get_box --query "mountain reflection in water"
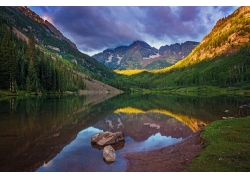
[37,125,183,172]
[1,94,250,171]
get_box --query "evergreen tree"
[27,59,39,92]
[27,34,39,92]
[0,31,17,92]
[28,34,35,63]
[0,23,87,93]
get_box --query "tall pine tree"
[0,30,17,92]
[27,34,39,92]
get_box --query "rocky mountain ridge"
[0,6,120,92]
[164,6,250,70]
[93,40,199,70]
[0,6,114,79]
[13,6,77,49]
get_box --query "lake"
[1,93,250,172]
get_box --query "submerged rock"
[91,140,125,151]
[103,145,116,163]
[91,131,125,146]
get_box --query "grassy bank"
[129,86,250,97]
[0,90,77,98]
[170,86,250,96]
[186,116,250,172]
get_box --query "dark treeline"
[0,19,85,93]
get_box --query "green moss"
[187,116,250,172]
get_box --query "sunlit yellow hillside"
[114,107,206,132]
[114,69,148,76]
[113,65,178,74]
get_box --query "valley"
[1,6,250,173]
[1,6,250,95]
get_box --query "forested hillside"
[0,6,121,94]
[0,18,85,93]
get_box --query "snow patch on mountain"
[117,55,123,65]
[144,123,160,129]
[106,54,113,63]
[143,53,160,59]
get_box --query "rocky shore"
[122,130,202,172]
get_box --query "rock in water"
[103,145,116,163]
[91,131,125,146]
[91,140,125,151]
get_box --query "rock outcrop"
[159,41,199,61]
[91,131,125,146]
[12,6,77,49]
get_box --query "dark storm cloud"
[29,6,238,55]
[178,6,199,22]
[44,6,142,52]
[137,6,200,39]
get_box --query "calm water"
[1,93,250,172]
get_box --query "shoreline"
[122,130,202,172]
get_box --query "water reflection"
[93,111,192,142]
[1,93,250,171]
[37,126,182,172]
[0,94,117,172]
[37,127,127,172]
[91,140,125,151]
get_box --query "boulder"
[103,145,116,163]
[91,140,125,151]
[91,131,125,146]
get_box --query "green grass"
[128,86,250,97]
[169,86,250,96]
[187,116,250,172]
[0,89,79,98]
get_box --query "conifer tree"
[0,31,17,92]
[27,34,39,92]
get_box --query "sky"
[15,2,239,56]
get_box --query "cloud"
[29,6,238,55]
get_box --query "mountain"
[0,6,114,79]
[159,6,250,71]
[93,40,199,70]
[112,6,250,90]
[0,6,120,93]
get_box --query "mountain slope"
[156,6,250,73]
[112,6,250,90]
[0,6,120,93]
[0,6,114,79]
[93,40,198,70]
